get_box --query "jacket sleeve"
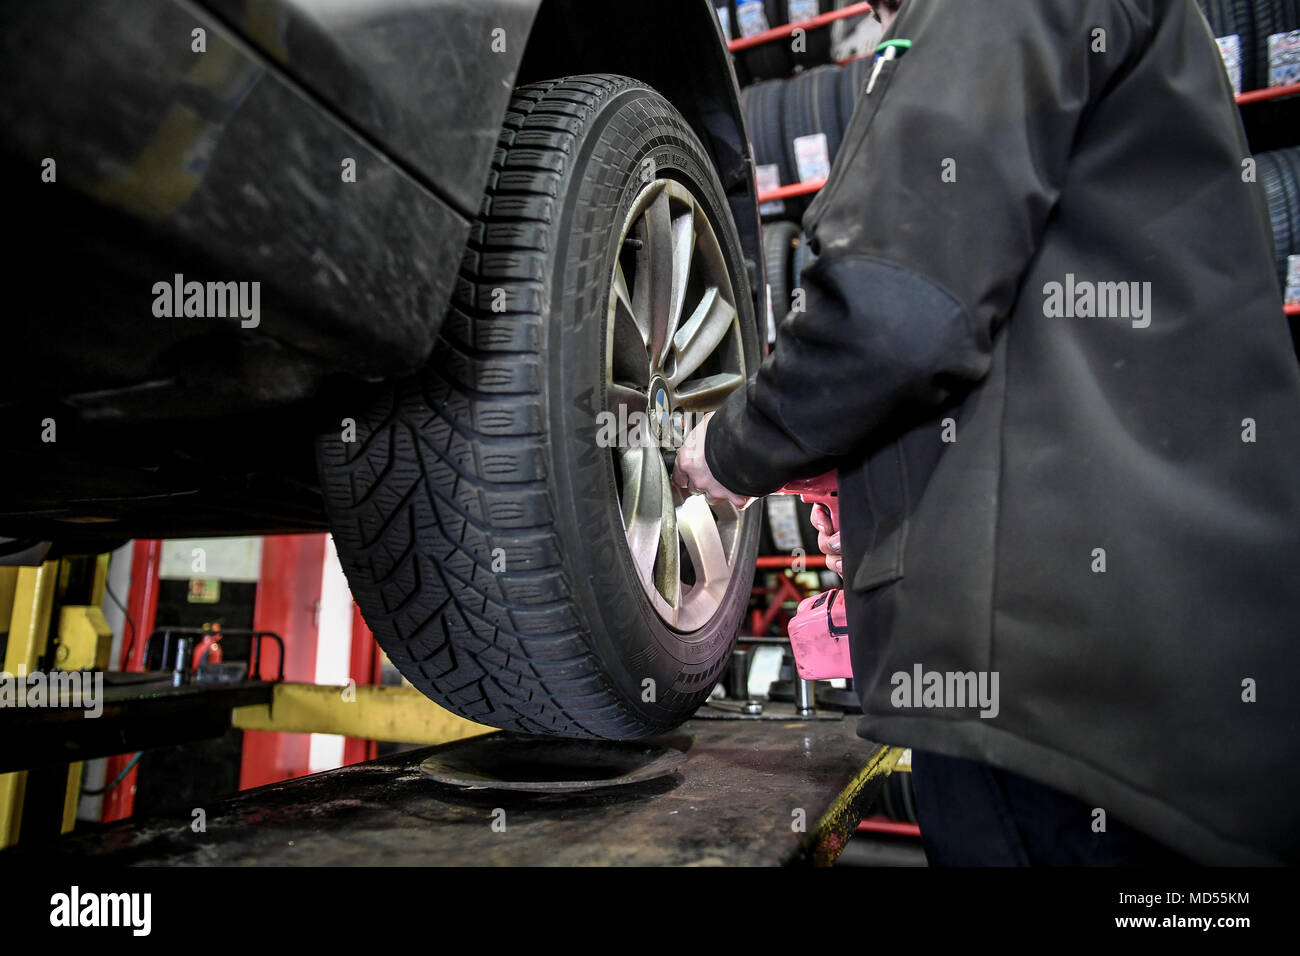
[706,0,1148,496]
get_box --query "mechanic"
[673,0,1300,866]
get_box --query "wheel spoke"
[611,319,651,385]
[616,261,652,350]
[611,264,651,382]
[620,443,665,587]
[607,177,751,632]
[606,383,645,419]
[668,287,736,387]
[678,496,732,590]
[664,204,696,366]
[655,458,681,611]
[674,372,746,413]
[644,189,676,369]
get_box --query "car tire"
[741,0,794,79]
[838,55,869,134]
[1227,0,1258,91]
[715,0,742,42]
[1199,0,1258,91]
[759,494,817,556]
[789,0,835,68]
[751,79,792,184]
[810,64,844,163]
[1259,148,1299,293]
[781,71,819,185]
[763,219,800,327]
[791,230,817,294]
[1255,0,1300,89]
[317,74,762,738]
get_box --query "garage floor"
[24,718,897,866]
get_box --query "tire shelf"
[727,1,874,53]
[1236,81,1300,104]
[756,177,826,203]
[753,90,1300,319]
[757,555,829,569]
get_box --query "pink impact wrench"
[777,473,854,681]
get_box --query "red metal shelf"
[756,177,827,204]
[756,555,828,569]
[728,2,874,53]
[1236,82,1300,105]
[1286,303,1300,316]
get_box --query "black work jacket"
[707,0,1300,864]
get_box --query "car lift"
[1,556,902,866]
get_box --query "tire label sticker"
[766,496,803,552]
[736,0,770,37]
[788,0,820,23]
[794,132,831,183]
[1215,34,1242,95]
[756,163,786,216]
[1269,31,1300,87]
[1287,255,1299,307]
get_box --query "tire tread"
[319,75,657,737]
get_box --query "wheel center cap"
[648,377,671,441]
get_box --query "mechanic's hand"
[671,412,752,510]
[809,503,843,575]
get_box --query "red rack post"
[100,539,162,824]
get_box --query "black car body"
[0,0,761,556]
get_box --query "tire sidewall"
[545,83,761,727]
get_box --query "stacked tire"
[763,220,801,342]
[758,222,818,557]
[1198,0,1300,91]
[759,494,818,557]
[764,223,817,335]
[728,1,838,80]
[1258,146,1300,299]
[1254,1,1300,88]
[713,2,734,40]
[741,57,869,198]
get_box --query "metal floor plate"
[419,736,687,793]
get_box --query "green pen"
[867,38,913,95]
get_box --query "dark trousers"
[910,750,1196,866]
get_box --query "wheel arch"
[516,0,763,311]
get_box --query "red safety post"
[749,571,808,637]
[101,539,162,823]
[238,534,326,790]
